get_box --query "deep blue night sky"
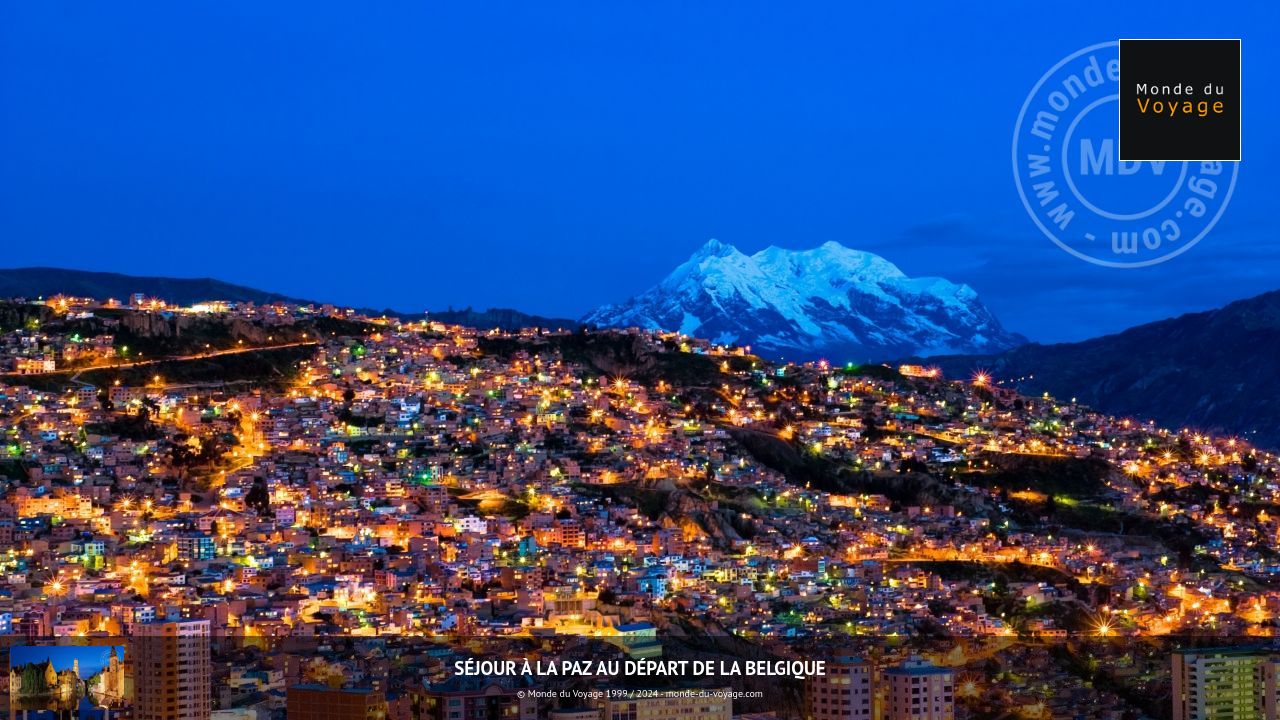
[1,1,1276,342]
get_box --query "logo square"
[1119,39,1240,161]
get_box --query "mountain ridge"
[922,289,1280,447]
[0,267,576,332]
[583,239,1025,362]
[0,267,298,306]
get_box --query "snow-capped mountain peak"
[583,240,1025,361]
[690,237,737,259]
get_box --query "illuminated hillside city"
[2,293,1280,720]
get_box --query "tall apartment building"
[1173,648,1276,720]
[548,710,603,720]
[288,685,385,720]
[597,688,732,720]
[805,656,873,720]
[1260,657,1280,720]
[883,657,954,720]
[131,619,212,720]
[416,677,537,720]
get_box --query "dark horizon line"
[2,264,1278,353]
